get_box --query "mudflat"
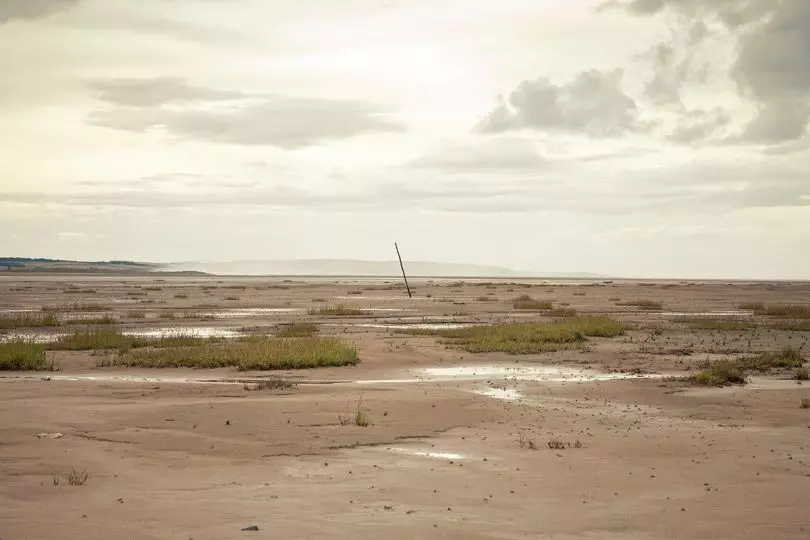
[1,275,809,539]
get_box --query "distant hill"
[162,259,605,278]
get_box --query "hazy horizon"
[2,0,809,280]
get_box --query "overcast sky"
[2,0,809,278]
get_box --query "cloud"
[89,78,248,107]
[88,78,404,148]
[408,137,548,171]
[0,0,78,23]
[609,0,810,143]
[477,69,640,138]
[667,107,731,143]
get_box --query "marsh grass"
[737,348,805,372]
[43,303,107,312]
[0,341,53,370]
[106,337,358,370]
[771,321,810,331]
[244,378,296,391]
[49,328,216,352]
[548,308,578,317]
[680,318,757,331]
[67,469,88,486]
[687,361,747,387]
[512,295,553,310]
[0,312,60,329]
[617,299,663,310]
[275,322,318,337]
[403,316,626,354]
[308,304,368,316]
[684,348,804,386]
[69,315,118,325]
[760,304,810,319]
[739,302,810,319]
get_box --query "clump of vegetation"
[403,316,626,354]
[761,304,810,319]
[243,378,296,391]
[681,318,756,331]
[512,295,552,310]
[617,299,663,310]
[801,397,810,409]
[740,302,810,319]
[70,315,118,325]
[144,286,162,292]
[106,337,359,370]
[224,296,240,301]
[224,285,247,291]
[347,290,363,295]
[43,303,107,312]
[687,361,747,387]
[737,348,804,372]
[0,341,53,371]
[476,296,496,302]
[275,322,318,338]
[48,329,215,352]
[354,408,370,427]
[67,469,89,486]
[547,439,582,450]
[795,367,809,381]
[771,321,810,331]
[548,308,577,317]
[0,312,60,329]
[308,305,368,316]
[126,311,146,319]
[174,293,189,299]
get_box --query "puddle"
[660,310,754,317]
[124,327,244,338]
[352,323,475,331]
[333,296,428,301]
[422,365,651,383]
[0,332,63,344]
[386,448,466,460]
[0,326,244,343]
[198,308,305,318]
[474,387,523,401]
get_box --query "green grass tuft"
[0,312,61,329]
[403,316,626,354]
[737,348,805,372]
[617,299,663,310]
[308,304,368,316]
[687,361,747,387]
[512,295,553,310]
[48,328,217,352]
[0,341,53,370]
[680,318,756,331]
[105,337,359,370]
[275,322,318,338]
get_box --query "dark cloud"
[477,69,640,138]
[609,0,810,143]
[88,78,404,148]
[0,0,78,23]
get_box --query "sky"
[2,0,809,279]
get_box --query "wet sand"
[1,275,809,539]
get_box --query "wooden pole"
[394,242,412,298]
